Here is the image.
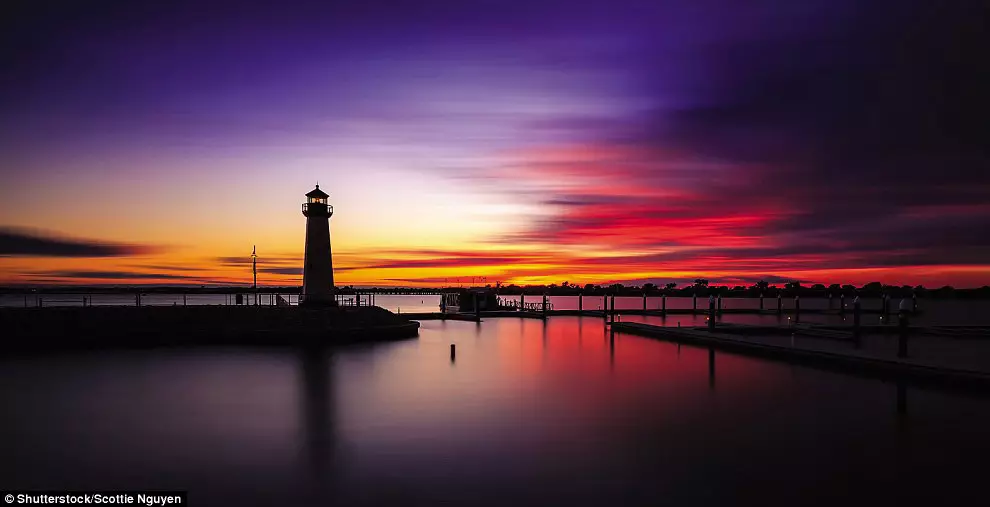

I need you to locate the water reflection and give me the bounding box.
[709,348,716,389]
[0,317,988,506]
[299,347,333,476]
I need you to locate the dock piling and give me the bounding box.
[693,294,697,313]
[840,294,845,315]
[450,343,456,361]
[642,293,647,311]
[661,294,666,314]
[579,294,583,312]
[795,295,801,321]
[759,293,764,310]
[708,296,716,331]
[898,312,910,358]
[609,295,615,325]
[853,298,862,347]
[777,294,782,314]
[717,295,722,315]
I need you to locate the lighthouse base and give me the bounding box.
[300,297,339,308]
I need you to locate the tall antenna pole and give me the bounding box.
[252,245,258,304]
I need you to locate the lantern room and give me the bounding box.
[302,184,332,217]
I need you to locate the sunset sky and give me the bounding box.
[1,0,988,287]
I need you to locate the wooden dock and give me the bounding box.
[609,321,990,390]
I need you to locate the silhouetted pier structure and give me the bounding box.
[0,305,419,352]
[475,294,921,319]
[608,320,990,391]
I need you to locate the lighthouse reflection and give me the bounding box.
[296,346,337,503]
[299,346,334,474]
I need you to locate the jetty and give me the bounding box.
[0,305,419,353]
[608,320,990,390]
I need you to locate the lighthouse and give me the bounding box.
[301,184,336,306]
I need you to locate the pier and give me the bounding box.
[608,320,990,390]
[0,305,419,352]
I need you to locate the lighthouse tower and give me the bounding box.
[301,184,336,306]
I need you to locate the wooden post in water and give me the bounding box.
[840,294,845,315]
[759,293,764,310]
[661,294,666,315]
[642,292,647,311]
[183,294,187,306]
[579,294,583,312]
[24,294,28,308]
[520,293,525,310]
[693,294,697,313]
[716,295,722,315]
[542,293,548,320]
[450,343,456,361]
[39,297,43,308]
[609,294,615,324]
[474,292,480,321]
[708,295,716,331]
[777,293,782,314]
[898,310,909,358]
[853,298,862,347]
[794,295,800,321]
[912,293,917,313]
[828,292,833,309]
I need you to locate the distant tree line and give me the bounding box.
[485,280,990,299]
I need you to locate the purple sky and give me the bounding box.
[1,0,988,287]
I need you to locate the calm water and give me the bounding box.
[1,317,988,506]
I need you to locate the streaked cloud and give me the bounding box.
[28,270,194,280]
[0,228,158,257]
